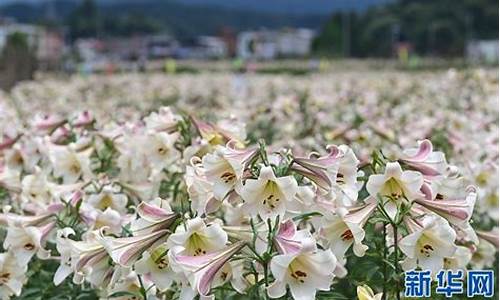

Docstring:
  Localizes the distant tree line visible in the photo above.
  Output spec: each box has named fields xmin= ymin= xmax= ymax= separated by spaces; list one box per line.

xmin=313 ymin=0 xmax=499 ymax=57
xmin=67 ymin=0 xmax=163 ymax=40
xmin=0 ymin=0 xmax=324 ymax=42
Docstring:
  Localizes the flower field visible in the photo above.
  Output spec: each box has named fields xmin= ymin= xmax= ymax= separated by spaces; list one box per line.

xmin=0 ymin=67 xmax=498 ymax=300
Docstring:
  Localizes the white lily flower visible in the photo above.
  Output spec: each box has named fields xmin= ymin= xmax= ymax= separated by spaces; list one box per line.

xmin=20 ymin=168 xmax=52 ymax=207
xmin=102 ymin=229 xmax=170 ymax=267
xmin=443 ymin=245 xmax=472 ymax=271
xmin=273 ymin=219 xmax=314 ymax=255
xmin=167 ymin=217 xmax=227 ymax=256
xmin=130 ymin=198 xmax=178 ymax=235
xmin=0 ymin=167 xmax=21 ymax=193
xmin=169 ymin=241 xmax=245 ymax=298
xmin=399 ymin=139 xmax=448 ymax=176
xmin=3 ymin=222 xmax=54 ymax=266
xmin=108 ymin=270 xmax=156 ymax=300
xmin=357 ymin=284 xmax=383 ymax=300
xmin=144 ymin=106 xmax=180 ymax=133
xmin=49 ymin=144 xmax=93 ymax=184
xmin=86 ymin=186 xmax=128 ymax=214
xmin=470 ymin=238 xmax=497 ymax=270
xmin=333 ymin=145 xmax=361 ymax=207
xmin=87 ymin=208 xmax=126 ymax=235
xmin=0 ymin=252 xmax=27 ymax=299
xmin=69 ymin=233 xmax=112 ymax=286
xmin=291 ymin=145 xmax=341 ymax=194
xmin=185 ymin=159 xmax=219 ymax=216
xmin=287 ymin=185 xmax=316 ymax=215
xmin=415 ymin=187 xmax=476 ymax=223
xmin=320 ymin=201 xmax=376 ymax=259
xmin=399 ymin=216 xmax=457 ymax=275
xmin=202 ymin=143 xmax=257 ymax=200
xmin=54 ymin=228 xmax=76 ymax=285
xmin=117 ymin=146 xmax=150 ymax=184
xmin=240 ymin=166 xmax=298 ymax=220
xmin=119 ymin=180 xmax=160 ymax=203
xmin=366 ymin=162 xmax=423 ymax=219
xmin=134 ymin=245 xmax=176 ymax=291
xmin=267 ymin=239 xmax=337 ymax=300
xmin=145 ymin=131 xmax=180 ymax=170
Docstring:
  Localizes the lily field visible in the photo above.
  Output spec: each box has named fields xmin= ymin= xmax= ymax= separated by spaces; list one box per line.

xmin=0 ymin=65 xmax=498 ymax=299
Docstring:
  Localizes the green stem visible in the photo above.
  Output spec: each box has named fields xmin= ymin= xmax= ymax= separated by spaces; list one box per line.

xmin=393 ymin=223 xmax=401 ymax=300
xmin=382 ymin=223 xmax=387 ymax=300
xmin=258 ymin=139 xmax=269 ymax=166
xmin=263 ymin=261 xmax=270 ymax=300
xmin=137 ymin=274 xmax=148 ymax=300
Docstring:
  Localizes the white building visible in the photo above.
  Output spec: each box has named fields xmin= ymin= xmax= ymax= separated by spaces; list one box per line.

xmin=466 ymin=40 xmax=499 ymax=63
xmin=0 ymin=20 xmax=65 ymax=68
xmin=0 ymin=22 xmax=40 ymax=50
xmin=237 ymin=28 xmax=315 ymax=60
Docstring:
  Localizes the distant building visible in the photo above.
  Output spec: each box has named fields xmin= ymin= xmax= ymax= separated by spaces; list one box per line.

xmin=0 ymin=21 xmax=40 ymax=51
xmin=75 ymin=38 xmax=105 ymax=62
xmin=0 ymin=19 xmax=65 ymax=69
xmin=146 ymin=35 xmax=179 ymax=59
xmin=237 ymin=28 xmax=315 ymax=60
xmin=176 ymin=36 xmax=227 ymax=59
xmin=466 ymin=40 xmax=499 ymax=63
xmin=37 ymin=29 xmax=65 ymax=69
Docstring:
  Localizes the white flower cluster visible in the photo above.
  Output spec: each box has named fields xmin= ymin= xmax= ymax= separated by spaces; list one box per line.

xmin=0 ymin=104 xmax=495 ymax=300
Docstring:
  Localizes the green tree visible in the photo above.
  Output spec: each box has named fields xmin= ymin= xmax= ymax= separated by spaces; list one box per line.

xmin=68 ymin=0 xmax=100 ymax=40
xmin=314 ymin=0 xmax=499 ymax=57
xmin=0 ymin=32 xmax=37 ymax=90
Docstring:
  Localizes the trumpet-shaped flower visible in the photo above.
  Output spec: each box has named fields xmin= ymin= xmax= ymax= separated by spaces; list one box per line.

xmin=102 ymin=229 xmax=170 ymax=267
xmin=144 ymin=106 xmax=180 ymax=133
xmin=470 ymin=238 xmax=497 ymax=270
xmin=145 ymin=131 xmax=180 ymax=169
xmin=54 ymin=228 xmax=76 ymax=285
xmin=108 ymin=270 xmax=155 ymax=299
xmin=86 ymin=208 xmax=126 ymax=235
xmin=20 ymin=169 xmax=52 ymax=207
xmin=86 ymin=186 xmax=128 ymax=214
xmin=49 ymin=144 xmax=93 ymax=184
xmin=0 ymin=252 xmax=27 ymax=299
xmin=130 ymin=198 xmax=178 ymax=234
xmin=443 ymin=246 xmax=472 ymax=271
xmin=169 ymin=241 xmax=245 ymax=297
xmin=3 ymin=222 xmax=54 ymax=266
xmin=185 ymin=159 xmax=219 ymax=216
xmin=134 ymin=245 xmax=176 ymax=291
xmin=399 ymin=140 xmax=447 ymax=177
xmin=167 ymin=217 xmax=227 ymax=256
xmin=476 ymin=228 xmax=499 ymax=248
xmin=333 ymin=145 xmax=361 ymax=207
xmin=357 ymin=285 xmax=383 ymax=300
xmin=240 ymin=166 xmax=298 ymax=219
xmin=413 ymin=187 xmax=476 ymax=229
xmin=0 ymin=167 xmax=21 ymax=193
xmin=320 ymin=201 xmax=376 ymax=259
xmin=202 ymin=143 xmax=257 ymax=200
xmin=267 ymin=239 xmax=337 ymax=300
xmin=399 ymin=216 xmax=457 ymax=275
xmin=273 ymin=219 xmax=313 ymax=255
xmin=69 ymin=233 xmax=111 ymax=286
xmin=292 ymin=145 xmax=341 ymax=193
xmin=366 ymin=162 xmax=423 ymax=219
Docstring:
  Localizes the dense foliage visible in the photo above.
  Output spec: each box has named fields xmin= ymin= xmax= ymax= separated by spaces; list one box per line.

xmin=313 ymin=0 xmax=499 ymax=57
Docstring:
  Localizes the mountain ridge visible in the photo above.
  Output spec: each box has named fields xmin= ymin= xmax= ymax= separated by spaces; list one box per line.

xmin=0 ymin=0 xmax=391 ymax=15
